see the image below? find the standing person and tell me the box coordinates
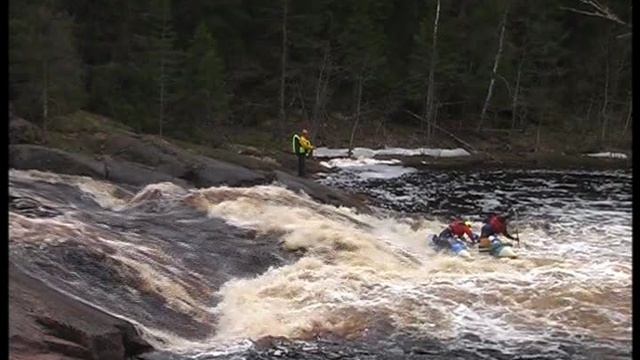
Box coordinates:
[292,129,314,177]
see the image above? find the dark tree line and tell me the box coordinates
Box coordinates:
[9,0,631,146]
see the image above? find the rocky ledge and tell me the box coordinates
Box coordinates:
[9,261,153,360]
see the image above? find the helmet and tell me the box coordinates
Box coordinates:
[464,220,473,228]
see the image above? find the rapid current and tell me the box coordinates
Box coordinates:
[9,164,632,359]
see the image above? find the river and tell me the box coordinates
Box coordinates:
[9,166,632,359]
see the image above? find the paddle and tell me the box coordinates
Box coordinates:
[514,208,521,248]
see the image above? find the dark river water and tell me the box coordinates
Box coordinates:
[9,167,632,359]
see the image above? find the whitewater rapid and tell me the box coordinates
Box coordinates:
[9,168,632,359]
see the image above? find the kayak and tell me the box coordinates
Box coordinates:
[430,235,472,259]
[477,235,518,259]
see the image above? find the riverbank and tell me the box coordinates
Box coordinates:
[8,111,369,360]
[11,110,631,177]
[9,110,631,360]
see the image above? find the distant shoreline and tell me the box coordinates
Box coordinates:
[310,151,631,174]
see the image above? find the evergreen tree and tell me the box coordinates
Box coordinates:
[9,0,85,130]
[176,22,228,136]
[144,0,182,136]
[8,0,630,145]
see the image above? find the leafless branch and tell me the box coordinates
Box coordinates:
[496,74,512,98]
[560,0,630,27]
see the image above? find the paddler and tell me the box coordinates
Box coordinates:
[291,129,314,177]
[432,219,479,249]
[478,214,517,247]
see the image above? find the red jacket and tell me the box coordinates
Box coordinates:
[489,215,506,234]
[449,221,473,238]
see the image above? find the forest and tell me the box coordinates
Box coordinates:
[9,0,632,149]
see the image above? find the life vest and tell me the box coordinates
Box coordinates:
[449,220,472,238]
[299,136,313,152]
[292,134,305,154]
[489,215,506,234]
[292,134,313,155]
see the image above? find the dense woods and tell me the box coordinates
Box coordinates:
[9,0,632,147]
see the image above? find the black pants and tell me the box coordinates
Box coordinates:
[433,228,455,248]
[297,153,306,177]
[480,224,495,238]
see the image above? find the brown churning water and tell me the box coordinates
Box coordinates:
[8,169,632,358]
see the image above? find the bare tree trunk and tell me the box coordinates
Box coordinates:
[404,109,478,153]
[424,0,441,145]
[380,115,387,146]
[600,52,610,143]
[535,114,542,153]
[478,3,510,131]
[610,41,628,135]
[510,52,525,134]
[42,59,48,134]
[535,122,541,152]
[278,0,288,138]
[519,105,528,129]
[311,41,330,143]
[623,91,631,135]
[348,75,364,157]
[586,91,595,125]
[158,3,170,138]
[315,73,332,144]
[297,82,308,120]
[433,102,439,138]
[159,63,165,137]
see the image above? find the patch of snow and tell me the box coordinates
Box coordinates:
[314,148,349,158]
[438,148,471,157]
[350,147,378,158]
[314,146,470,158]
[321,158,402,169]
[375,147,423,157]
[319,157,416,179]
[358,166,417,179]
[585,152,628,159]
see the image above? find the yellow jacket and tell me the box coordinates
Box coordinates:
[299,135,314,153]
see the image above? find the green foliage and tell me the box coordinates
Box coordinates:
[338,0,387,81]
[9,0,85,123]
[8,0,632,142]
[174,22,228,135]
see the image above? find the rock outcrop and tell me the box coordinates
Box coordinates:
[9,141,369,211]
[9,262,153,360]
[9,145,190,188]
[9,112,44,145]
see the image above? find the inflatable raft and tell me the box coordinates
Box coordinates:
[430,235,472,259]
[477,235,518,259]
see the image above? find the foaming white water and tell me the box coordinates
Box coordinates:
[10,169,132,209]
[196,184,630,348]
[10,169,631,355]
[9,211,216,321]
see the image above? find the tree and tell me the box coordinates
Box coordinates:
[561,0,631,32]
[9,0,85,131]
[144,0,182,137]
[278,0,288,137]
[478,1,510,131]
[423,0,441,144]
[287,0,340,143]
[177,22,228,136]
[338,0,388,155]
